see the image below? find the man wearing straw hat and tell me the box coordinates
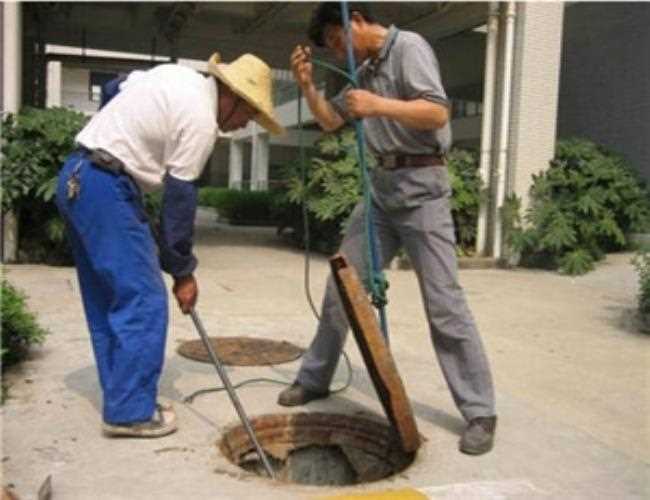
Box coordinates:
[56,53,284,438]
[278,2,497,455]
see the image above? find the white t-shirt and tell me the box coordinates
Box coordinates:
[76,64,220,192]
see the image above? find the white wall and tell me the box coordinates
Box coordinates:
[508,2,565,214]
[61,67,99,115]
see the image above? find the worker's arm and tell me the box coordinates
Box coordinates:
[369,31,451,131]
[159,114,216,313]
[291,45,345,132]
[344,90,449,130]
[159,174,199,314]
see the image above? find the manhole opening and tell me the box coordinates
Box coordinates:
[219,412,416,486]
[177,337,304,366]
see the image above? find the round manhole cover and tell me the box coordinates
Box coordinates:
[177,337,304,366]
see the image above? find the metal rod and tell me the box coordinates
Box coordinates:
[189,309,276,480]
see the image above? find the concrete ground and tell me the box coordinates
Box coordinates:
[2,209,649,499]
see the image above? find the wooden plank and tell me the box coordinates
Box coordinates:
[330,254,420,453]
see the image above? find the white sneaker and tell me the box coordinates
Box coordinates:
[102,402,178,438]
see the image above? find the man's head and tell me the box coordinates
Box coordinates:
[308,2,376,62]
[207,53,285,135]
[215,86,259,133]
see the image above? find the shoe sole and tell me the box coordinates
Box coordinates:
[103,404,178,438]
[459,442,493,455]
[102,422,178,438]
[277,392,329,407]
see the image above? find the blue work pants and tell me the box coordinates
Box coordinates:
[56,151,168,424]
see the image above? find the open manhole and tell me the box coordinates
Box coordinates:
[219,412,417,486]
[177,337,304,366]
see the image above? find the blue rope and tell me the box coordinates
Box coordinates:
[340,1,389,341]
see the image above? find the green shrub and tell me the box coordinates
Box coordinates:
[447,148,483,254]
[277,127,483,255]
[277,128,364,253]
[198,186,232,209]
[275,196,344,254]
[1,107,88,264]
[1,280,48,368]
[508,138,650,275]
[632,251,650,332]
[286,128,365,221]
[198,187,280,225]
[143,191,163,221]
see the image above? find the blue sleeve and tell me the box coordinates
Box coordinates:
[99,75,127,109]
[159,174,198,277]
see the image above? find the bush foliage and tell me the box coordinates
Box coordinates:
[1,107,88,264]
[198,187,280,225]
[1,280,48,368]
[447,148,483,253]
[276,127,483,255]
[277,128,362,253]
[508,138,650,275]
[633,251,650,332]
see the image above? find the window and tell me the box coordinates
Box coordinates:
[90,85,102,102]
[450,98,483,119]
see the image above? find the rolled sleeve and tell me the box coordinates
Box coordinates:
[329,83,354,123]
[399,35,449,108]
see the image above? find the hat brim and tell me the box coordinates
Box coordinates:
[209,58,285,136]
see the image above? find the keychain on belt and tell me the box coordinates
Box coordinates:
[67,160,82,200]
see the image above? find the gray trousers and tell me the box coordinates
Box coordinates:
[296,179,496,422]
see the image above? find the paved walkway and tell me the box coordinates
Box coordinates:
[2,210,649,499]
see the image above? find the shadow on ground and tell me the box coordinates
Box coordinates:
[63,359,187,416]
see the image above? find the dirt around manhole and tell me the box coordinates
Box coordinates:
[219,412,416,486]
[177,337,304,366]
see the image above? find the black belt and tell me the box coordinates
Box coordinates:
[378,154,445,169]
[78,147,126,175]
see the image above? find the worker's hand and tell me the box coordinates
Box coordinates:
[290,45,314,90]
[346,89,383,119]
[173,274,198,314]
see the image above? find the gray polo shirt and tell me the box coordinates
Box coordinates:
[330,25,453,211]
[331,25,452,157]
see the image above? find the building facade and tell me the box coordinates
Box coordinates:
[2,2,646,262]
[558,2,650,184]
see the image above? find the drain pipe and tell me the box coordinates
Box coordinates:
[492,1,517,260]
[475,2,500,256]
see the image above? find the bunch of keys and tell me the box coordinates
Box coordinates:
[67,162,82,200]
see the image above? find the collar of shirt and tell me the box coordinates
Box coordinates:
[366,24,399,73]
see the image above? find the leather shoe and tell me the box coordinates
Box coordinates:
[459,416,497,455]
[277,382,329,407]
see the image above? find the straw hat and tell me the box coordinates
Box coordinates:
[208,52,285,136]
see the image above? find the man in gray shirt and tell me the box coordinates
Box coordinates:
[278,2,497,455]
